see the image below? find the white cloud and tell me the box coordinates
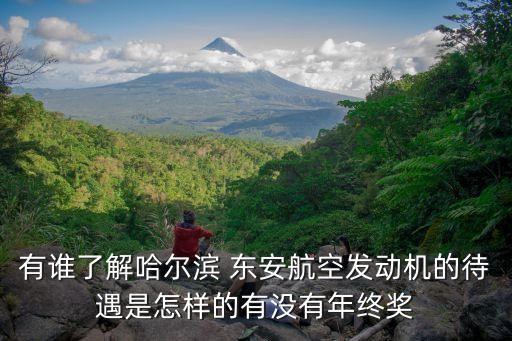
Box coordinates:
[33,17,104,43]
[78,70,141,84]
[114,41,164,62]
[165,50,259,73]
[108,41,259,74]
[252,30,443,95]
[28,41,109,64]
[23,17,108,64]
[318,38,366,56]
[25,29,443,96]
[0,16,30,43]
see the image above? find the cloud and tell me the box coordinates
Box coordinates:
[113,41,164,62]
[318,38,366,56]
[27,41,109,64]
[26,30,443,96]
[20,17,108,64]
[252,30,443,95]
[100,31,442,96]
[33,17,105,43]
[77,69,141,84]
[0,16,30,43]
[0,12,442,94]
[108,40,258,74]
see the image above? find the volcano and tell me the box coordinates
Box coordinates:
[18,38,357,139]
[201,37,245,57]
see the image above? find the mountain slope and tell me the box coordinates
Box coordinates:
[201,37,244,56]
[18,39,357,139]
[220,108,344,139]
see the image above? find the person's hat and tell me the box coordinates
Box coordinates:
[183,210,195,222]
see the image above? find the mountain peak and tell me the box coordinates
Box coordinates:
[201,37,244,57]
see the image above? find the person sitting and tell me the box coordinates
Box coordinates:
[337,235,352,270]
[172,210,213,262]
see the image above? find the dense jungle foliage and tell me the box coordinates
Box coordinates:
[0,95,288,263]
[1,1,510,274]
[222,1,512,271]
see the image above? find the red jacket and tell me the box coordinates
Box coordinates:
[172,223,213,260]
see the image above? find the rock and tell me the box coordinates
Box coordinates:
[108,320,135,340]
[280,280,296,289]
[410,280,463,313]
[87,275,122,295]
[258,285,295,299]
[132,249,173,264]
[353,315,365,332]
[320,287,360,329]
[0,301,14,339]
[323,315,353,333]
[391,279,462,341]
[80,328,108,341]
[324,316,343,332]
[131,249,174,279]
[120,280,176,308]
[110,318,246,341]
[0,246,97,341]
[462,275,511,303]
[306,323,332,340]
[233,318,310,341]
[172,280,213,296]
[317,245,344,258]
[364,328,393,341]
[216,250,265,289]
[289,279,333,296]
[14,314,68,341]
[458,276,512,340]
[393,315,457,341]
[132,249,243,290]
[8,244,510,341]
[215,250,240,287]
[290,280,319,294]
[265,268,290,286]
[331,331,343,340]
[147,280,181,297]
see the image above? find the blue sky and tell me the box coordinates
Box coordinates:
[1,0,462,95]
[3,0,459,50]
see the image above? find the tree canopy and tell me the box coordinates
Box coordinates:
[221,1,512,272]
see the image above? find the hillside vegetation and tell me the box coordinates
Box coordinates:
[19,70,353,139]
[1,1,510,275]
[0,95,288,263]
[221,1,512,272]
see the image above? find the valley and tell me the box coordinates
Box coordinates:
[16,39,358,140]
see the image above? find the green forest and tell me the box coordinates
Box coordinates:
[222,1,512,269]
[0,96,288,263]
[1,1,511,273]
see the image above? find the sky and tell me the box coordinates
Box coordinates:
[1,0,461,96]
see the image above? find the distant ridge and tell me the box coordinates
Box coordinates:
[201,37,244,57]
[17,38,359,140]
